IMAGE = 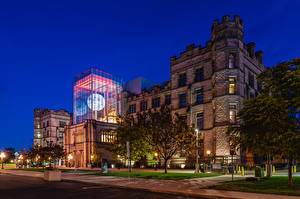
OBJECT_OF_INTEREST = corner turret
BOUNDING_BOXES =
[211,15,244,42]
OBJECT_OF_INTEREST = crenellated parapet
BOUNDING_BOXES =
[211,15,244,42]
[34,108,71,117]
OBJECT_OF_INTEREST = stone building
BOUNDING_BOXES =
[33,108,72,147]
[64,120,117,168]
[122,15,264,165]
[64,68,123,168]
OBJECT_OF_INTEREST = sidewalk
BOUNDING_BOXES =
[1,169,299,199]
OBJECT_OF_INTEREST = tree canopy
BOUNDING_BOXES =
[227,58,300,187]
[145,105,194,173]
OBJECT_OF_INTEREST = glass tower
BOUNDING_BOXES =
[73,68,123,124]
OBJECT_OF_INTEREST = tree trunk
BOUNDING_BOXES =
[288,158,294,188]
[266,154,271,178]
[164,159,168,174]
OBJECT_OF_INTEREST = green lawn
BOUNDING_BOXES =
[97,171,221,180]
[9,168,96,173]
[209,176,300,196]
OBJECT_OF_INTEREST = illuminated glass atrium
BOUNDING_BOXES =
[73,68,123,124]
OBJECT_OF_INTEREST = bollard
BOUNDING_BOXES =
[273,165,275,174]
[238,166,241,173]
[294,165,297,173]
[241,166,245,176]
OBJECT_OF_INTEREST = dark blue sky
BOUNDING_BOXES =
[0,0,299,150]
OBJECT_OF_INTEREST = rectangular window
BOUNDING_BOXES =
[180,115,187,123]
[165,95,171,105]
[229,76,237,94]
[179,93,186,108]
[178,73,186,87]
[229,103,237,124]
[248,73,254,88]
[152,97,160,108]
[46,121,49,127]
[196,88,204,104]
[229,55,235,69]
[195,68,204,82]
[140,101,148,111]
[59,121,66,127]
[196,113,204,130]
[129,104,136,113]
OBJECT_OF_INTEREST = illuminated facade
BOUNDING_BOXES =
[73,68,123,124]
[64,68,121,168]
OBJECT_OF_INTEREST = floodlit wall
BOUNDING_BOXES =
[73,68,123,124]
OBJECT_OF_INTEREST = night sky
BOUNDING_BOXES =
[0,0,299,151]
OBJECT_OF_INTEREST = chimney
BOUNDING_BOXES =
[247,42,256,58]
[255,51,263,64]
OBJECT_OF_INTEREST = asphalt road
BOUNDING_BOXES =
[0,173,201,199]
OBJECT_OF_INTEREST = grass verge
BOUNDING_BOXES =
[208,176,300,196]
[97,171,220,180]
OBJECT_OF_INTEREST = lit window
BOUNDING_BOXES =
[229,77,236,94]
[229,55,235,69]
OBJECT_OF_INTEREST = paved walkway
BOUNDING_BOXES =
[1,169,299,199]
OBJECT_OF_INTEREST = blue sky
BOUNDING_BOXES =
[0,0,299,150]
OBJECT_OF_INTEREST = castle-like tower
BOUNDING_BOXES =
[124,15,264,166]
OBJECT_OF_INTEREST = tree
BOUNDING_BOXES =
[27,144,66,168]
[4,147,15,163]
[228,58,300,187]
[145,105,194,173]
[107,113,152,170]
[91,144,102,168]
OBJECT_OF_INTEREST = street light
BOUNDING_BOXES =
[0,152,6,169]
[68,154,73,168]
[154,152,158,170]
[206,150,211,173]
[91,155,94,168]
[195,128,199,173]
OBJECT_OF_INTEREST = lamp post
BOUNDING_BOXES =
[68,154,73,168]
[0,152,6,169]
[206,150,211,173]
[195,129,200,173]
[154,152,158,170]
[91,155,94,168]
